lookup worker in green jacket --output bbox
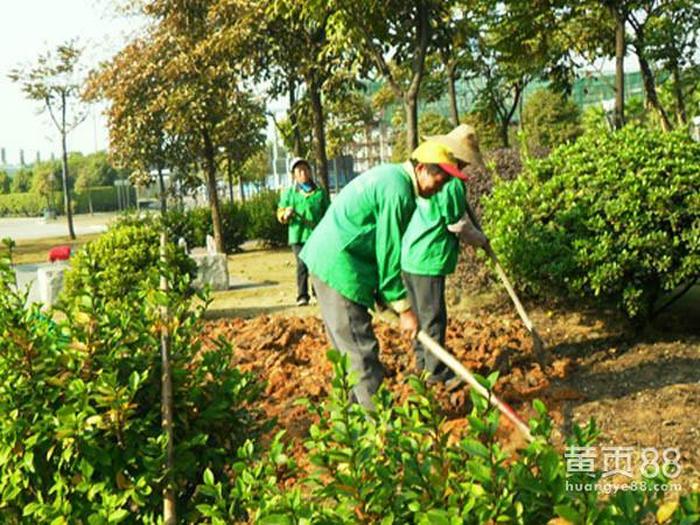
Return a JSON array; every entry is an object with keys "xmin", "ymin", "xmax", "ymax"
[
  {"xmin": 401, "ymin": 125, "xmax": 489, "ymax": 386},
  {"xmin": 300, "ymin": 141, "xmax": 468, "ymax": 408},
  {"xmin": 277, "ymin": 157, "xmax": 330, "ymax": 306}
]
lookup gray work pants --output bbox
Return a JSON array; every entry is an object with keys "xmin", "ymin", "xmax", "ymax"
[
  {"xmin": 402, "ymin": 271, "xmax": 453, "ymax": 382},
  {"xmin": 290, "ymin": 244, "xmax": 310, "ymax": 302},
  {"xmin": 311, "ymin": 275, "xmax": 384, "ymax": 408}
]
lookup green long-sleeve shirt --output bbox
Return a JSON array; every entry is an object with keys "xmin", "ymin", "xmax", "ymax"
[
  {"xmin": 300, "ymin": 163, "xmax": 417, "ymax": 309},
  {"xmin": 401, "ymin": 177, "xmax": 467, "ymax": 276},
  {"xmin": 278, "ymin": 185, "xmax": 330, "ymax": 245}
]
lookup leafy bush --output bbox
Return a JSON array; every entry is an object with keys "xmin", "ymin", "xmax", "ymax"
[
  {"xmin": 0, "ymin": 251, "xmax": 265, "ymax": 522},
  {"xmin": 483, "ymin": 125, "xmax": 700, "ymax": 319},
  {"xmin": 451, "ymin": 147, "xmax": 550, "ymax": 295},
  {"xmin": 62, "ymin": 221, "xmax": 197, "ymax": 313},
  {"xmin": 73, "ymin": 186, "xmax": 136, "ymax": 214},
  {"xmin": 243, "ymin": 190, "xmax": 287, "ymax": 247},
  {"xmin": 196, "ymin": 351, "xmax": 700, "ymax": 523},
  {"xmin": 521, "ymin": 88, "xmax": 582, "ymax": 149},
  {"xmin": 161, "ymin": 201, "xmax": 248, "ymax": 253},
  {"xmin": 0, "ymin": 191, "xmax": 60, "ymax": 216}
]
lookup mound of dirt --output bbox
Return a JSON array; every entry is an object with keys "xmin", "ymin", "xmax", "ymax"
[{"xmin": 200, "ymin": 314, "xmax": 575, "ymax": 470}]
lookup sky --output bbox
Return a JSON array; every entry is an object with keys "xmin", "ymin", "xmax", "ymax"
[{"xmin": 0, "ymin": 0, "xmax": 145, "ymax": 166}]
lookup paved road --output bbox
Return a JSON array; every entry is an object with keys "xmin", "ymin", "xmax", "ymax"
[{"xmin": 0, "ymin": 214, "xmax": 114, "ymax": 241}]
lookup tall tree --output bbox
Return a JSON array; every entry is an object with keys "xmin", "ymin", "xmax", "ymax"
[
  {"xmin": 213, "ymin": 0, "xmax": 341, "ymax": 190},
  {"xmin": 86, "ymin": 37, "xmax": 177, "ymax": 214},
  {"xmin": 10, "ymin": 42, "xmax": 86, "ymax": 239},
  {"xmin": 331, "ymin": 0, "xmax": 436, "ymax": 152}
]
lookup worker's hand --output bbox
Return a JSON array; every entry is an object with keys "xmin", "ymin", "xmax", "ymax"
[
  {"xmin": 399, "ymin": 308, "xmax": 419, "ymax": 340},
  {"xmin": 283, "ymin": 207, "xmax": 294, "ymax": 222}
]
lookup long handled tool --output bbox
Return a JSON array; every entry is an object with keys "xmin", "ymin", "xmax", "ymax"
[
  {"xmin": 464, "ymin": 202, "xmax": 549, "ymax": 366},
  {"xmin": 416, "ymin": 328, "xmax": 534, "ymax": 443},
  {"xmin": 377, "ymin": 310, "xmax": 534, "ymax": 443}
]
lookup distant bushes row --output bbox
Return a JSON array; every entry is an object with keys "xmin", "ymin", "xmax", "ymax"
[{"xmin": 0, "ymin": 186, "xmax": 136, "ymax": 217}]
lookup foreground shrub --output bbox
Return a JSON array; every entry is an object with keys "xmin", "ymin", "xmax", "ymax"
[
  {"xmin": 0, "ymin": 252, "xmax": 265, "ymax": 523},
  {"xmin": 483, "ymin": 125, "xmax": 700, "ymax": 320},
  {"xmin": 196, "ymin": 351, "xmax": 700, "ymax": 524}
]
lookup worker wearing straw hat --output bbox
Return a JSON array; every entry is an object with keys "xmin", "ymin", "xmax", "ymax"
[
  {"xmin": 401, "ymin": 124, "xmax": 490, "ymax": 386},
  {"xmin": 301, "ymin": 141, "xmax": 468, "ymax": 409}
]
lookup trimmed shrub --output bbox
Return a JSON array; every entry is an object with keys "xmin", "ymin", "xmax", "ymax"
[
  {"xmin": 62, "ymin": 221, "xmax": 197, "ymax": 313},
  {"xmin": 161, "ymin": 201, "xmax": 248, "ymax": 253},
  {"xmin": 451, "ymin": 147, "xmax": 550, "ymax": 295},
  {"xmin": 244, "ymin": 190, "xmax": 287, "ymax": 247},
  {"xmin": 73, "ymin": 186, "xmax": 136, "ymax": 214},
  {"xmin": 483, "ymin": 125, "xmax": 700, "ymax": 320},
  {"xmin": 0, "ymin": 192, "xmax": 55, "ymax": 216},
  {"xmin": 0, "ymin": 186, "xmax": 134, "ymax": 217}
]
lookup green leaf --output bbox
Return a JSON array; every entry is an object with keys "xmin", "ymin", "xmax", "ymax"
[
  {"xmin": 258, "ymin": 514, "xmax": 293, "ymax": 525},
  {"xmin": 554, "ymin": 504, "xmax": 581, "ymax": 523},
  {"xmin": 108, "ymin": 509, "xmax": 129, "ymax": 523},
  {"xmin": 203, "ymin": 468, "xmax": 215, "ymax": 486}
]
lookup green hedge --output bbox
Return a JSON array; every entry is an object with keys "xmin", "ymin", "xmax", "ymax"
[
  {"xmin": 160, "ymin": 190, "xmax": 287, "ymax": 253},
  {"xmin": 0, "ymin": 186, "xmax": 135, "ymax": 217},
  {"xmin": 483, "ymin": 125, "xmax": 700, "ymax": 320}
]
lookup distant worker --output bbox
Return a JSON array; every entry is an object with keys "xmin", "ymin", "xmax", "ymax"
[
  {"xmin": 300, "ymin": 141, "xmax": 468, "ymax": 408},
  {"xmin": 401, "ymin": 125, "xmax": 489, "ymax": 387},
  {"xmin": 277, "ymin": 157, "xmax": 330, "ymax": 306}
]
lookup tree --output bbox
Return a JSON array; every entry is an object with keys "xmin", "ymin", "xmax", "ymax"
[
  {"xmin": 330, "ymin": 0, "xmax": 437, "ymax": 152},
  {"xmin": 522, "ymin": 88, "xmax": 582, "ymax": 149},
  {"xmin": 30, "ymin": 162, "xmax": 59, "ymax": 211},
  {"xmin": 85, "ymin": 37, "xmax": 176, "ymax": 214},
  {"xmin": 75, "ymin": 164, "xmax": 100, "ymax": 215},
  {"xmin": 0, "ymin": 171, "xmax": 11, "ymax": 194},
  {"xmin": 431, "ymin": 1, "xmax": 484, "ymax": 127},
  {"xmin": 10, "ymin": 168, "xmax": 33, "ymax": 193},
  {"xmin": 215, "ymin": 0, "xmax": 342, "ymax": 190},
  {"xmin": 10, "ymin": 41, "xmax": 86, "ymax": 239},
  {"xmin": 643, "ymin": 0, "xmax": 700, "ymax": 127}
]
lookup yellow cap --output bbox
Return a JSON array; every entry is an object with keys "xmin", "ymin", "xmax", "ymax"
[{"xmin": 410, "ymin": 141, "xmax": 467, "ymax": 180}]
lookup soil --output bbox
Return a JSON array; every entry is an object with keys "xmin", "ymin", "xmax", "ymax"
[{"xmin": 200, "ymin": 247, "xmax": 700, "ymax": 493}]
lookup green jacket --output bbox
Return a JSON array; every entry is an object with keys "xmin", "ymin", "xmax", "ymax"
[
  {"xmin": 300, "ymin": 163, "xmax": 417, "ymax": 310},
  {"xmin": 401, "ymin": 177, "xmax": 467, "ymax": 276},
  {"xmin": 278, "ymin": 185, "xmax": 330, "ymax": 245}
]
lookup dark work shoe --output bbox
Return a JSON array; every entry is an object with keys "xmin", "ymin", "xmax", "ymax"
[{"xmin": 296, "ymin": 298, "xmax": 309, "ymax": 306}]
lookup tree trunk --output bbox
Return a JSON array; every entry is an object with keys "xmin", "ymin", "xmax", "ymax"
[
  {"xmin": 60, "ymin": 92, "xmax": 76, "ymax": 240},
  {"xmin": 157, "ymin": 165, "xmax": 167, "ymax": 214},
  {"xmin": 404, "ymin": 96, "xmax": 419, "ymax": 152},
  {"xmin": 288, "ymin": 79, "xmax": 304, "ymax": 157},
  {"xmin": 238, "ymin": 175, "xmax": 245, "ymax": 202},
  {"xmin": 447, "ymin": 61, "xmax": 460, "ymax": 127},
  {"xmin": 227, "ymin": 158, "xmax": 235, "ymax": 203},
  {"xmin": 307, "ymin": 75, "xmax": 329, "ymax": 190},
  {"xmin": 671, "ymin": 60, "xmax": 687, "ymax": 126},
  {"xmin": 613, "ymin": 8, "xmax": 626, "ymax": 130},
  {"xmin": 202, "ymin": 130, "xmax": 225, "ymax": 254},
  {"xmin": 88, "ymin": 190, "xmax": 93, "ymax": 215},
  {"xmin": 638, "ymin": 53, "xmax": 673, "ymax": 131},
  {"xmin": 499, "ymin": 121, "xmax": 510, "ymax": 148}
]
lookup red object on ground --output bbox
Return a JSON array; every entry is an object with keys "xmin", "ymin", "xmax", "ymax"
[{"xmin": 48, "ymin": 245, "xmax": 71, "ymax": 262}]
